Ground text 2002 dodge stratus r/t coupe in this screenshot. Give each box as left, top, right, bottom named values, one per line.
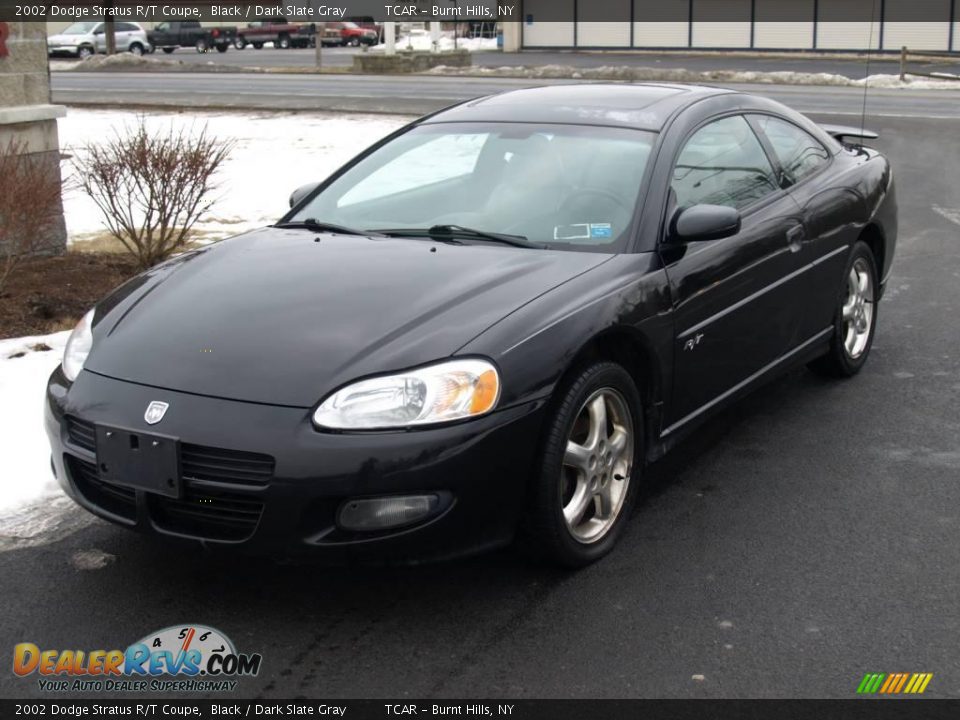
left=46, top=84, right=896, bottom=566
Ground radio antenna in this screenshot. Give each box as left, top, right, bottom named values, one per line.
left=859, top=0, right=877, bottom=140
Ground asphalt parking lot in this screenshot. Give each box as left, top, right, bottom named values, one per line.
left=2, top=101, right=959, bottom=699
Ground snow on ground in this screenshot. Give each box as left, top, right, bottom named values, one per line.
left=376, top=31, right=498, bottom=53
left=0, top=332, right=104, bottom=548
left=0, top=332, right=69, bottom=511
left=58, top=109, right=409, bottom=246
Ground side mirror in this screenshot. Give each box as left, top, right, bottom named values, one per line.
left=289, top=181, right=320, bottom=208
left=670, top=204, right=741, bottom=242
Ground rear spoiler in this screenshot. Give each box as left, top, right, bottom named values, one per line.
left=819, top=124, right=879, bottom=144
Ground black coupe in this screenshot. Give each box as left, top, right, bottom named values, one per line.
left=46, top=84, right=897, bottom=566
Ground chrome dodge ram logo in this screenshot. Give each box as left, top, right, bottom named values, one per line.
left=144, top=401, right=169, bottom=425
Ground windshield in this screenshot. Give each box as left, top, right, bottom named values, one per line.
left=63, top=22, right=100, bottom=35
left=290, top=122, right=655, bottom=252
left=342, top=21, right=360, bottom=28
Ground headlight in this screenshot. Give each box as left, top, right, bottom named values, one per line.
left=313, top=359, right=500, bottom=430
left=62, top=309, right=95, bottom=382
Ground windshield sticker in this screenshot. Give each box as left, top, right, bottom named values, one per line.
left=554, top=224, right=613, bottom=241
left=590, top=223, right=613, bottom=239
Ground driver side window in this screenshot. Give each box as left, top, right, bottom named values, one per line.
left=672, top=115, right=778, bottom=212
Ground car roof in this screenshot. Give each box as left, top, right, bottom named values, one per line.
left=422, top=83, right=737, bottom=132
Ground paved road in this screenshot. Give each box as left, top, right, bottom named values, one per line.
left=49, top=46, right=960, bottom=79
left=3, top=87, right=960, bottom=700
left=52, top=71, right=960, bottom=118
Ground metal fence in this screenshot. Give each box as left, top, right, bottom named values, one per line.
left=899, top=47, right=960, bottom=81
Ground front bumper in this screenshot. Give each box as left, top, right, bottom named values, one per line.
left=45, top=368, right=545, bottom=562
left=47, top=45, right=82, bottom=55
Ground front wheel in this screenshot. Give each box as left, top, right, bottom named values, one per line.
left=252, top=42, right=263, bottom=49
left=161, top=47, right=175, bottom=54
left=523, top=362, right=643, bottom=567
left=215, top=44, right=228, bottom=53
left=128, top=43, right=144, bottom=56
left=809, top=241, right=879, bottom=378
left=349, top=37, right=360, bottom=47
left=195, top=38, right=208, bottom=53
left=77, top=45, right=94, bottom=59
left=276, top=35, right=290, bottom=49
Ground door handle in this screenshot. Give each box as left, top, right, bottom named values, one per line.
left=786, top=225, right=806, bottom=252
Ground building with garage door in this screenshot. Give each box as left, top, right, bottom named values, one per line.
left=516, top=0, right=959, bottom=52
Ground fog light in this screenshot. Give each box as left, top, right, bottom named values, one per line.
left=337, top=495, right=439, bottom=532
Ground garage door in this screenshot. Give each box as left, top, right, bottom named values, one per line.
left=817, top=0, right=882, bottom=50
left=753, top=0, right=815, bottom=49
left=882, top=0, right=951, bottom=51
left=633, top=0, right=690, bottom=47
left=521, top=0, right=575, bottom=47
left=691, top=0, right=752, bottom=48
left=577, top=0, right=631, bottom=46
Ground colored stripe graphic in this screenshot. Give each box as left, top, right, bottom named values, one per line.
left=857, top=672, right=932, bottom=694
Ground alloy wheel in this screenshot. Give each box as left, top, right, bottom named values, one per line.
left=561, top=388, right=634, bottom=544
left=842, top=257, right=874, bottom=359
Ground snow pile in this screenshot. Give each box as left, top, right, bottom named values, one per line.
left=378, top=31, right=497, bottom=53
left=0, top=332, right=69, bottom=512
left=58, top=109, right=409, bottom=246
left=76, top=53, right=181, bottom=70
left=426, top=63, right=960, bottom=89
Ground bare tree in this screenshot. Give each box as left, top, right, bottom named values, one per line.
left=73, top=118, right=234, bottom=270
left=0, top=140, right=64, bottom=293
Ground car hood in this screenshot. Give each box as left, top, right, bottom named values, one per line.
left=48, top=34, right=80, bottom=44
left=85, top=229, right=610, bottom=407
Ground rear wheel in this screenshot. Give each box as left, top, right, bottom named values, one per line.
left=234, top=37, right=246, bottom=50
left=252, top=42, right=263, bottom=49
left=349, top=36, right=360, bottom=47
left=809, top=241, right=879, bottom=377
left=128, top=42, right=144, bottom=56
left=161, top=47, right=175, bottom=54
left=523, top=362, right=643, bottom=567
left=77, top=45, right=94, bottom=59
left=195, top=38, right=208, bottom=53
left=215, top=44, right=228, bottom=53
left=276, top=35, right=290, bottom=49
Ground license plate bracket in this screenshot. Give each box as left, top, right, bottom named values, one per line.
left=95, top=425, right=182, bottom=499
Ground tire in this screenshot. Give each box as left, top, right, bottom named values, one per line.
left=195, top=38, right=208, bottom=53
left=349, top=36, right=360, bottom=47
left=77, top=45, right=94, bottom=59
left=161, top=47, right=175, bottom=54
left=215, top=44, right=228, bottom=53
left=252, top=42, right=263, bottom=49
left=234, top=38, right=246, bottom=50
left=523, top=362, right=644, bottom=567
left=128, top=43, right=144, bottom=56
left=808, top=241, right=879, bottom=378
left=276, top=35, right=290, bottom=49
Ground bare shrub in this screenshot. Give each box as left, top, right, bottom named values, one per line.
left=73, top=118, right=234, bottom=270
left=0, top=140, right=64, bottom=293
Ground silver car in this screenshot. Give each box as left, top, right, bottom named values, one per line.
left=47, top=21, right=151, bottom=58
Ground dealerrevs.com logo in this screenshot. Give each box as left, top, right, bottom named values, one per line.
left=13, top=625, right=262, bottom=693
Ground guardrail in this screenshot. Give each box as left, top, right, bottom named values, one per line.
left=899, top=46, right=960, bottom=81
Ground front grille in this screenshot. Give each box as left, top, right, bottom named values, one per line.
left=65, top=416, right=274, bottom=487
left=66, top=416, right=96, bottom=453
left=64, top=415, right=274, bottom=542
left=67, top=456, right=136, bottom=521
left=149, top=488, right=264, bottom=542
left=181, top=444, right=273, bottom=488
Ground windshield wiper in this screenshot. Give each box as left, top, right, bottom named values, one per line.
left=379, top=225, right=543, bottom=249
left=274, top=219, right=381, bottom=237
